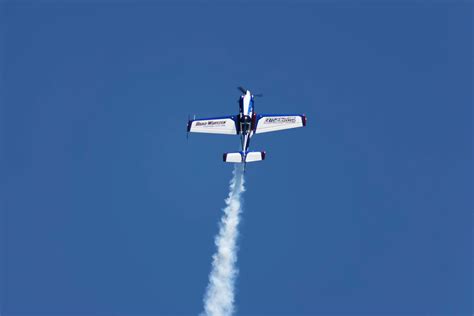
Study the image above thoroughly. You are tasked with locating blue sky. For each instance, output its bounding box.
[1,1,472,315]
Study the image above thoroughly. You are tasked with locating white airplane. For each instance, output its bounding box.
[187,86,307,165]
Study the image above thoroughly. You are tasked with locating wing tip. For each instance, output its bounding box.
[187,120,192,132]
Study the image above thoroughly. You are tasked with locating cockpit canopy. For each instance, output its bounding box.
[240,115,252,134]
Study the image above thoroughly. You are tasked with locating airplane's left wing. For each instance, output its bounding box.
[254,114,307,134]
[187,115,238,135]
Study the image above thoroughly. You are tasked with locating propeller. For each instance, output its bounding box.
[238,86,263,97]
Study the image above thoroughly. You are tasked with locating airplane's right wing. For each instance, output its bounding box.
[187,115,238,135]
[254,114,307,134]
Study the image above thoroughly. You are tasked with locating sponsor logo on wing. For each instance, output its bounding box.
[264,117,296,124]
[196,120,227,127]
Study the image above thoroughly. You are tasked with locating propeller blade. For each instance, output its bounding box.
[238,86,247,94]
[253,93,263,97]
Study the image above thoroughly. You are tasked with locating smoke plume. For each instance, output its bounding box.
[202,165,245,316]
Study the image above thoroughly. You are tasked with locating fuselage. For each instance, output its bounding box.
[187,86,306,165]
[238,90,256,153]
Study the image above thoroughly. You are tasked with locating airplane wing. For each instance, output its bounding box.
[187,115,238,135]
[254,114,307,134]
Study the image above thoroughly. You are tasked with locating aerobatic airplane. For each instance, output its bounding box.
[187,86,307,165]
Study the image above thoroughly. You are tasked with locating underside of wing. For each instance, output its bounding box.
[255,114,307,134]
[187,115,238,135]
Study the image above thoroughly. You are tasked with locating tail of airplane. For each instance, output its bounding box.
[223,151,266,163]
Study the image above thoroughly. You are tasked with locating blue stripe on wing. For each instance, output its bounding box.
[256,114,305,118]
[192,115,238,121]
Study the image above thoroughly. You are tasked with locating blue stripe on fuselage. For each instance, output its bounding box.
[247,98,254,115]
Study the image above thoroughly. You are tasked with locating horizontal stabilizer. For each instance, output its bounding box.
[245,151,266,162]
[223,152,243,163]
[223,151,266,163]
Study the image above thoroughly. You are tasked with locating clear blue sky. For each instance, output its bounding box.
[1,1,472,315]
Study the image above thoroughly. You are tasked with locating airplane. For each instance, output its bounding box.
[187,86,307,166]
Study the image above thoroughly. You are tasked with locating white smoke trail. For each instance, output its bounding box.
[202,165,245,316]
